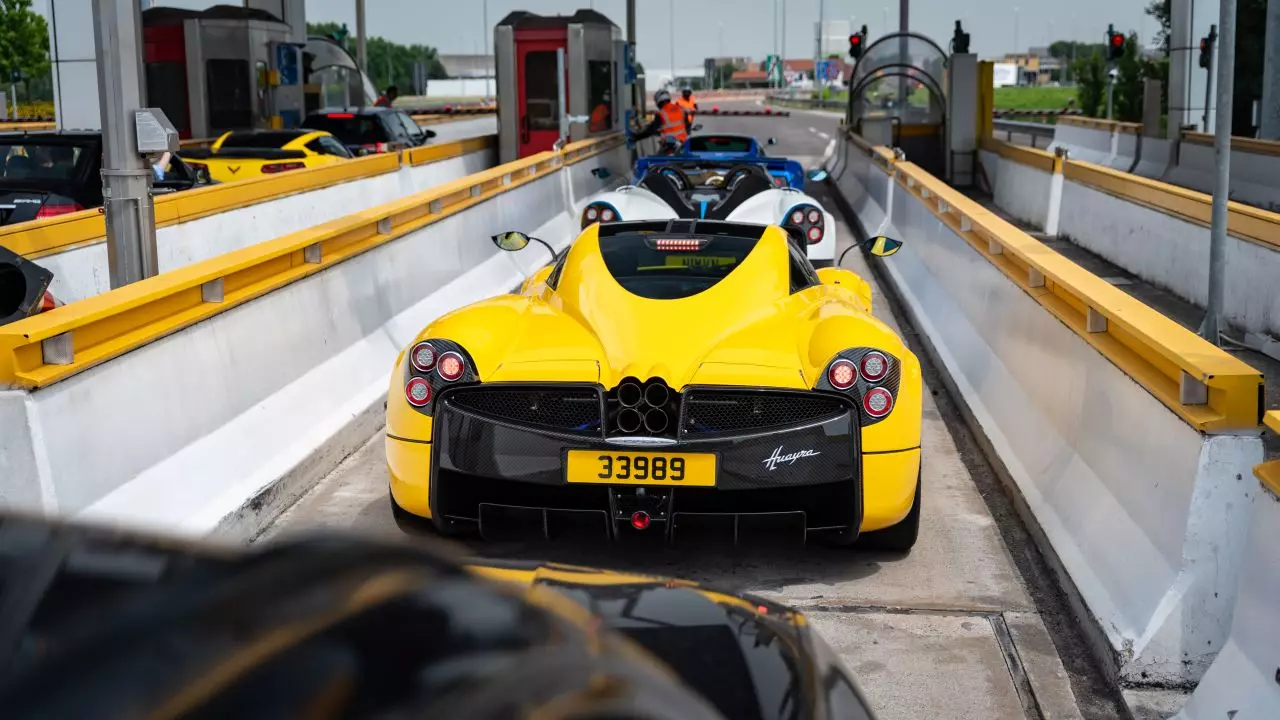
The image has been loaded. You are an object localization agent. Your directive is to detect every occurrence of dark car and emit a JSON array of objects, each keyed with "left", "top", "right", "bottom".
[
  {"left": 0, "top": 514, "right": 878, "bottom": 719},
  {"left": 301, "top": 106, "right": 438, "bottom": 156},
  {"left": 0, "top": 132, "right": 211, "bottom": 226}
]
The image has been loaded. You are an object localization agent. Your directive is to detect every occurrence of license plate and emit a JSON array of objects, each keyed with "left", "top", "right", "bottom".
[{"left": 566, "top": 450, "right": 716, "bottom": 487}]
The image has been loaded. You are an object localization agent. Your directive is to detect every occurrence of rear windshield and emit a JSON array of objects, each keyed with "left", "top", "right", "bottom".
[
  {"left": 599, "top": 231, "right": 761, "bottom": 300},
  {"left": 0, "top": 142, "right": 89, "bottom": 183},
  {"left": 301, "top": 114, "right": 386, "bottom": 144},
  {"left": 687, "top": 136, "right": 754, "bottom": 153},
  {"left": 219, "top": 130, "right": 306, "bottom": 149}
]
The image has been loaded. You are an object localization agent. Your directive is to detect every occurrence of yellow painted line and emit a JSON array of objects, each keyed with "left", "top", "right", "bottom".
[
  {"left": 1063, "top": 159, "right": 1280, "bottom": 251},
  {"left": 0, "top": 134, "right": 622, "bottom": 389},
  {"left": 980, "top": 136, "right": 1056, "bottom": 173},
  {"left": 889, "top": 157, "right": 1262, "bottom": 433},
  {"left": 1181, "top": 130, "right": 1280, "bottom": 157},
  {"left": 0, "top": 136, "right": 497, "bottom": 260}
]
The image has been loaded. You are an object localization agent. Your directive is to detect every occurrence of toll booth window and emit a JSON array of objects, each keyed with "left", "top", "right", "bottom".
[
  {"left": 206, "top": 59, "right": 253, "bottom": 133},
  {"left": 587, "top": 61, "right": 614, "bottom": 132},
  {"left": 524, "top": 51, "right": 559, "bottom": 130},
  {"left": 144, "top": 62, "right": 190, "bottom": 136}
]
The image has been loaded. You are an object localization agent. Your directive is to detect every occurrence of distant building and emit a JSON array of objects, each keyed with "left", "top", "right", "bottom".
[
  {"left": 438, "top": 54, "right": 494, "bottom": 79},
  {"left": 998, "top": 50, "right": 1064, "bottom": 86},
  {"left": 729, "top": 69, "right": 770, "bottom": 88}
]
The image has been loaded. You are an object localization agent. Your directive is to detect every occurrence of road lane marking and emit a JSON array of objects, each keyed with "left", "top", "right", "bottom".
[
  {"left": 818, "top": 131, "right": 831, "bottom": 140},
  {"left": 809, "top": 126, "right": 819, "bottom": 134}
]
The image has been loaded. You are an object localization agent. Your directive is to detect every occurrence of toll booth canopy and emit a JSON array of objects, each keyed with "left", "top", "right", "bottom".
[
  {"left": 495, "top": 10, "right": 625, "bottom": 163},
  {"left": 143, "top": 5, "right": 373, "bottom": 139},
  {"left": 846, "top": 33, "right": 948, "bottom": 177}
]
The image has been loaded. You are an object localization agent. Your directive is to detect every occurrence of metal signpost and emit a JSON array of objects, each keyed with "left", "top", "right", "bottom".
[{"left": 1200, "top": 0, "right": 1238, "bottom": 344}]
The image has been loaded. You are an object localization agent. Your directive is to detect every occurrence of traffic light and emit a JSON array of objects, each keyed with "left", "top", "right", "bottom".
[
  {"left": 1106, "top": 24, "right": 1126, "bottom": 61},
  {"left": 952, "top": 20, "right": 970, "bottom": 54},
  {"left": 848, "top": 30, "right": 864, "bottom": 60},
  {"left": 1198, "top": 25, "right": 1217, "bottom": 69}
]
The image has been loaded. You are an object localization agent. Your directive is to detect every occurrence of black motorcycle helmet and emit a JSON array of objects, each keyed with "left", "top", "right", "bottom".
[{"left": 0, "top": 522, "right": 727, "bottom": 720}]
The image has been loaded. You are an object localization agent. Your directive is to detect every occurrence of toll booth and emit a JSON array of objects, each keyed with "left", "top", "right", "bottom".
[
  {"left": 142, "top": 6, "right": 372, "bottom": 139},
  {"left": 494, "top": 10, "right": 629, "bottom": 163}
]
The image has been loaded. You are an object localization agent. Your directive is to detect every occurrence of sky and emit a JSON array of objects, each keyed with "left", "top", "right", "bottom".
[{"left": 36, "top": 0, "right": 1159, "bottom": 67}]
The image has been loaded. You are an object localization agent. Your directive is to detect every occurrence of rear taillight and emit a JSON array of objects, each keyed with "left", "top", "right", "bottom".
[
  {"left": 360, "top": 142, "right": 389, "bottom": 155},
  {"left": 410, "top": 342, "right": 437, "bottom": 373},
  {"left": 581, "top": 202, "right": 620, "bottom": 229},
  {"left": 828, "top": 359, "right": 857, "bottom": 389},
  {"left": 773, "top": 176, "right": 787, "bottom": 187},
  {"left": 327, "top": 112, "right": 355, "bottom": 119},
  {"left": 784, "top": 204, "right": 825, "bottom": 245},
  {"left": 261, "top": 162, "right": 306, "bottom": 174},
  {"left": 405, "top": 377, "right": 432, "bottom": 407},
  {"left": 654, "top": 238, "right": 704, "bottom": 251},
  {"left": 863, "top": 387, "right": 894, "bottom": 418},
  {"left": 860, "top": 351, "right": 888, "bottom": 382},
  {"left": 437, "top": 351, "right": 465, "bottom": 382},
  {"left": 36, "top": 202, "right": 83, "bottom": 218}
]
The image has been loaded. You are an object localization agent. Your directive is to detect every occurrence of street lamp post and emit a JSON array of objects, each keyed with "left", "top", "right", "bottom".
[
  {"left": 669, "top": 0, "right": 676, "bottom": 89},
  {"left": 355, "top": 0, "right": 367, "bottom": 72}
]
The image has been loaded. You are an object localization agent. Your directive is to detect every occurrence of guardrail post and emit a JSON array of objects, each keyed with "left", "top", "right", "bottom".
[
  {"left": 1180, "top": 371, "right": 1209, "bottom": 405},
  {"left": 987, "top": 237, "right": 1003, "bottom": 255},
  {"left": 470, "top": 185, "right": 482, "bottom": 198},
  {"left": 303, "top": 243, "right": 322, "bottom": 264},
  {"left": 201, "top": 278, "right": 224, "bottom": 303},
  {"left": 1086, "top": 307, "right": 1108, "bottom": 333},
  {"left": 1028, "top": 268, "right": 1045, "bottom": 288},
  {"left": 377, "top": 218, "right": 392, "bottom": 234},
  {"left": 42, "top": 333, "right": 74, "bottom": 366}
]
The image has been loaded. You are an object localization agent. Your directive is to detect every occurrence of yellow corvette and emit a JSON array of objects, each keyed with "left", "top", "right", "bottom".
[
  {"left": 179, "top": 129, "right": 352, "bottom": 182},
  {"left": 385, "top": 219, "right": 923, "bottom": 550}
]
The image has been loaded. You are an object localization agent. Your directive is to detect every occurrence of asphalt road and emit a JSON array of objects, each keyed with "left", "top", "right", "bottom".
[{"left": 263, "top": 100, "right": 1129, "bottom": 720}]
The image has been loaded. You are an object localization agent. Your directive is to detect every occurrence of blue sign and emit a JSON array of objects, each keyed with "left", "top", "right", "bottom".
[
  {"left": 815, "top": 60, "right": 841, "bottom": 81},
  {"left": 624, "top": 44, "right": 637, "bottom": 84},
  {"left": 275, "top": 43, "right": 301, "bottom": 86}
]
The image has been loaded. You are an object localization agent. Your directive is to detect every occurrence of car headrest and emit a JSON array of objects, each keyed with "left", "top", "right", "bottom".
[{"left": 639, "top": 171, "right": 698, "bottom": 218}]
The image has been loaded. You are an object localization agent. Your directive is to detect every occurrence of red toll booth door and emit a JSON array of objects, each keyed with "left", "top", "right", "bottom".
[{"left": 517, "top": 40, "right": 568, "bottom": 157}]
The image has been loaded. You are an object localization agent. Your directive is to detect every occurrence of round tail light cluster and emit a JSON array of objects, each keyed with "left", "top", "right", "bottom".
[
  {"left": 860, "top": 351, "right": 888, "bottom": 382},
  {"left": 822, "top": 349, "right": 898, "bottom": 424},
  {"left": 783, "top": 204, "right": 825, "bottom": 245},
  {"left": 581, "top": 202, "right": 620, "bottom": 229},
  {"left": 404, "top": 341, "right": 469, "bottom": 410},
  {"left": 437, "top": 351, "right": 466, "bottom": 382},
  {"left": 828, "top": 359, "right": 858, "bottom": 389},
  {"left": 863, "top": 387, "right": 894, "bottom": 418},
  {"left": 405, "top": 377, "right": 432, "bottom": 407}
]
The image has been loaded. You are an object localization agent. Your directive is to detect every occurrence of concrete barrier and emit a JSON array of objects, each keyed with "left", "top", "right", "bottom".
[
  {"left": 1048, "top": 117, "right": 1115, "bottom": 166},
  {"left": 1132, "top": 136, "right": 1174, "bottom": 179},
  {"left": 0, "top": 136, "right": 629, "bottom": 540},
  {"left": 1164, "top": 134, "right": 1280, "bottom": 213},
  {"left": 1060, "top": 161, "right": 1280, "bottom": 339},
  {"left": 1, "top": 137, "right": 497, "bottom": 303},
  {"left": 1176, "top": 413, "right": 1280, "bottom": 718},
  {"left": 1111, "top": 127, "right": 1140, "bottom": 172},
  {"left": 977, "top": 139, "right": 1058, "bottom": 233},
  {"left": 831, "top": 133, "right": 1264, "bottom": 687}
]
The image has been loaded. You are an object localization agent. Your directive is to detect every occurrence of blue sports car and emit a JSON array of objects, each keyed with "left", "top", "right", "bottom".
[{"left": 634, "top": 133, "right": 813, "bottom": 190}]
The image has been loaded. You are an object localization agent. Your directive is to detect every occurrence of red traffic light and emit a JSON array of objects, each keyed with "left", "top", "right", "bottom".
[
  {"left": 849, "top": 34, "right": 861, "bottom": 45},
  {"left": 1110, "top": 33, "right": 1124, "bottom": 47}
]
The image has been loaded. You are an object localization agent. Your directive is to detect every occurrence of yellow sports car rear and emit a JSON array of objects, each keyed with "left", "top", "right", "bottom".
[
  {"left": 181, "top": 129, "right": 351, "bottom": 182},
  {"left": 385, "top": 220, "right": 923, "bottom": 550}
]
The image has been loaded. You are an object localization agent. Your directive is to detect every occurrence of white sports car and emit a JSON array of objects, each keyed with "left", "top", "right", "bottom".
[{"left": 583, "top": 160, "right": 837, "bottom": 266}]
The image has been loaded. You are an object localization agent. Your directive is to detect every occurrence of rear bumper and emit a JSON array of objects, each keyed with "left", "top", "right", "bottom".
[{"left": 426, "top": 399, "right": 863, "bottom": 542}]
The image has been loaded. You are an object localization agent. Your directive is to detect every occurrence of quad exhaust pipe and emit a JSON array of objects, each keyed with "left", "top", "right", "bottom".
[
  {"left": 643, "top": 408, "right": 669, "bottom": 434},
  {"left": 614, "top": 379, "right": 673, "bottom": 435},
  {"left": 618, "top": 381, "right": 643, "bottom": 408},
  {"left": 617, "top": 407, "right": 644, "bottom": 434}
]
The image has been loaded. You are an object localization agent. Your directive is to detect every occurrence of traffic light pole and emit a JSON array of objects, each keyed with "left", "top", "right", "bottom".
[
  {"left": 1106, "top": 71, "right": 1115, "bottom": 119},
  {"left": 93, "top": 0, "right": 159, "bottom": 288},
  {"left": 1200, "top": 0, "right": 1237, "bottom": 344}
]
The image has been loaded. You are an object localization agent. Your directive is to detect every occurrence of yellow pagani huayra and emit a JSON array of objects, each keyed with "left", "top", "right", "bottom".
[{"left": 386, "top": 219, "right": 923, "bottom": 550}]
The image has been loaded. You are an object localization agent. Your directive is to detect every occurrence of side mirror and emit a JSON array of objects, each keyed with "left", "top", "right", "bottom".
[
  {"left": 691, "top": 123, "right": 704, "bottom": 131},
  {"left": 591, "top": 167, "right": 611, "bottom": 179},
  {"left": 492, "top": 231, "right": 531, "bottom": 252},
  {"left": 864, "top": 235, "right": 903, "bottom": 257},
  {"left": 767, "top": 137, "right": 778, "bottom": 145},
  {"left": 806, "top": 169, "right": 829, "bottom": 182}
]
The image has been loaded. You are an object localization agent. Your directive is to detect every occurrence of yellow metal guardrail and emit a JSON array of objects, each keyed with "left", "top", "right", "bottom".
[
  {"left": 979, "top": 136, "right": 1055, "bottom": 173},
  {"left": 0, "top": 135, "right": 496, "bottom": 261},
  {"left": 1256, "top": 412, "right": 1280, "bottom": 495},
  {"left": 857, "top": 134, "right": 1262, "bottom": 432},
  {"left": 1180, "top": 130, "right": 1280, "bottom": 157},
  {"left": 1056, "top": 115, "right": 1142, "bottom": 135},
  {"left": 1063, "top": 158, "right": 1280, "bottom": 252},
  {"left": 979, "top": 134, "right": 1280, "bottom": 252},
  {"left": 0, "top": 134, "right": 621, "bottom": 389}
]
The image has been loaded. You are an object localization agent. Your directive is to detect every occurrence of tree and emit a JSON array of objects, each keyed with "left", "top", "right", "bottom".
[
  {"left": 306, "top": 21, "right": 446, "bottom": 93},
  {"left": 1144, "top": 1, "right": 1171, "bottom": 53},
  {"left": 1071, "top": 51, "right": 1107, "bottom": 117},
  {"left": 0, "top": 0, "right": 50, "bottom": 101}
]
